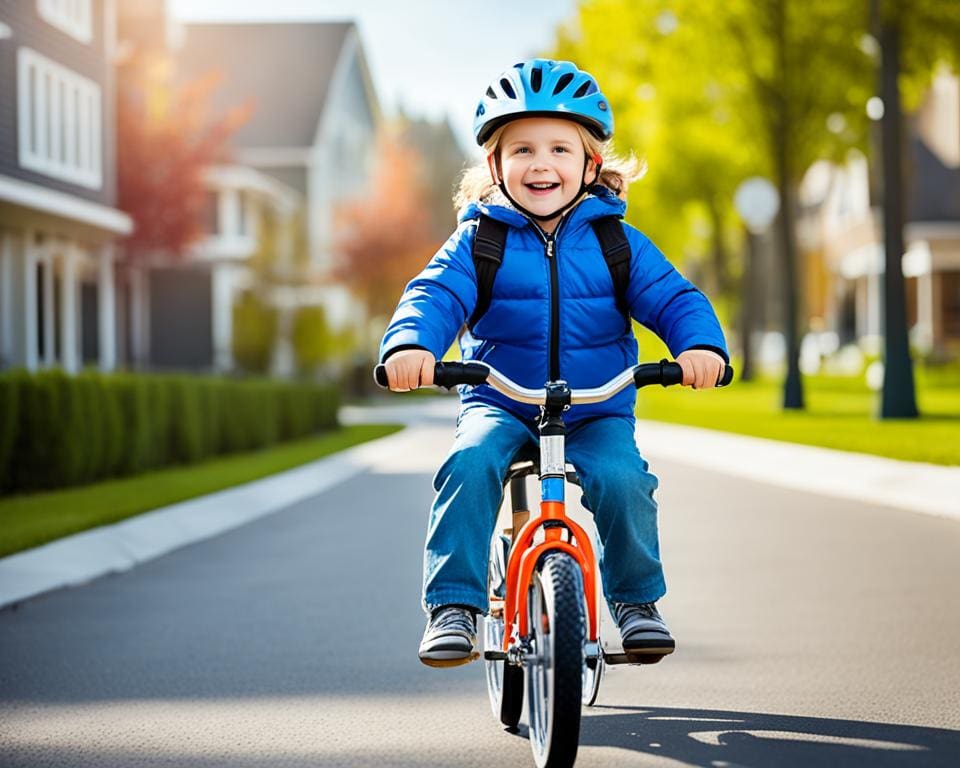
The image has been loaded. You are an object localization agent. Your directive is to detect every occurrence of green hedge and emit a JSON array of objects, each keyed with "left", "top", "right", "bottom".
[{"left": 0, "top": 370, "right": 339, "bottom": 494}]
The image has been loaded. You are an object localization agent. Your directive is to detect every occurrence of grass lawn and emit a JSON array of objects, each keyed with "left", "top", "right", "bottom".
[
  {"left": 635, "top": 371, "right": 960, "bottom": 466},
  {"left": 0, "top": 423, "right": 402, "bottom": 559}
]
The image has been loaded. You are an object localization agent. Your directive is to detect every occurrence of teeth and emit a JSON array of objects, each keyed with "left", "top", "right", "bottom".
[{"left": 529, "top": 183, "right": 557, "bottom": 188}]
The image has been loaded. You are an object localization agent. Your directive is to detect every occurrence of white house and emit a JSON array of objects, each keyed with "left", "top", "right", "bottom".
[
  {"left": 0, "top": 0, "right": 133, "bottom": 374},
  {"left": 138, "top": 19, "right": 381, "bottom": 374}
]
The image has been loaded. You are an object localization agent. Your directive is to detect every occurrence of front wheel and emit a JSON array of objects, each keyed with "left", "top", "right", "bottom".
[{"left": 526, "top": 553, "right": 585, "bottom": 768}]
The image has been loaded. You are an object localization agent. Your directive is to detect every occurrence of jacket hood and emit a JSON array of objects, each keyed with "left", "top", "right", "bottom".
[{"left": 457, "top": 184, "right": 626, "bottom": 230}]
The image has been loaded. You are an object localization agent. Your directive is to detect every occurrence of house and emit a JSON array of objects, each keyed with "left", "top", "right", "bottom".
[
  {"left": 136, "top": 19, "right": 382, "bottom": 374},
  {"left": 798, "top": 69, "right": 960, "bottom": 362},
  {"left": 0, "top": 0, "right": 133, "bottom": 374}
]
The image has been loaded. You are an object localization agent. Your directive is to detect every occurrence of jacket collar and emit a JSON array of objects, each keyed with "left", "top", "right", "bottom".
[{"left": 458, "top": 185, "right": 626, "bottom": 233}]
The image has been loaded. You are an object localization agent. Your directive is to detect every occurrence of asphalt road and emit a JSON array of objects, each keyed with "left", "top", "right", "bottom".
[{"left": 2, "top": 408, "right": 959, "bottom": 767}]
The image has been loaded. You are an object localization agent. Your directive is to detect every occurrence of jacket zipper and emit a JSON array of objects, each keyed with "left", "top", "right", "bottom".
[
  {"left": 545, "top": 235, "right": 561, "bottom": 381},
  {"left": 536, "top": 215, "right": 570, "bottom": 383}
]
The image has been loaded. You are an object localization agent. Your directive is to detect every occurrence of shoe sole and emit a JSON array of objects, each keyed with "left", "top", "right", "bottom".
[{"left": 419, "top": 650, "right": 481, "bottom": 668}]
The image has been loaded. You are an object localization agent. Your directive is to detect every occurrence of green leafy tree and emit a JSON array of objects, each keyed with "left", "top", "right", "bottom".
[{"left": 555, "top": 0, "right": 873, "bottom": 409}]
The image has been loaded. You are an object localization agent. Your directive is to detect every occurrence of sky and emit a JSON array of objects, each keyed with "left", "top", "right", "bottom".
[{"left": 169, "top": 0, "right": 578, "bottom": 156}]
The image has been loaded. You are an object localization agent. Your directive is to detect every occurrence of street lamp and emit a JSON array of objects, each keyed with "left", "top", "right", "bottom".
[{"left": 734, "top": 177, "right": 780, "bottom": 381}]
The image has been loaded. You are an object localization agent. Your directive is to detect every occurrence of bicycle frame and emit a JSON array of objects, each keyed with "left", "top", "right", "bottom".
[{"left": 499, "top": 381, "right": 599, "bottom": 652}]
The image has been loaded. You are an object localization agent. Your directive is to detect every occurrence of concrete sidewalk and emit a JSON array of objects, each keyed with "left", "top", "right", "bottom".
[{"left": 1, "top": 398, "right": 957, "bottom": 610}]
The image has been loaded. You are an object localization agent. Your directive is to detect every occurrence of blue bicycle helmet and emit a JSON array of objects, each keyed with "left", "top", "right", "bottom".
[{"left": 473, "top": 59, "right": 613, "bottom": 145}]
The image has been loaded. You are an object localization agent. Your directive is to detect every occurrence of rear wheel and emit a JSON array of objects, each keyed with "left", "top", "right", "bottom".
[
  {"left": 526, "top": 553, "right": 585, "bottom": 768},
  {"left": 582, "top": 654, "right": 603, "bottom": 706},
  {"left": 485, "top": 535, "right": 523, "bottom": 727}
]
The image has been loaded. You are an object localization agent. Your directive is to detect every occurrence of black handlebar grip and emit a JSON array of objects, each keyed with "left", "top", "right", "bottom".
[
  {"left": 373, "top": 361, "right": 491, "bottom": 390},
  {"left": 634, "top": 359, "right": 736, "bottom": 389},
  {"left": 433, "top": 361, "right": 490, "bottom": 389}
]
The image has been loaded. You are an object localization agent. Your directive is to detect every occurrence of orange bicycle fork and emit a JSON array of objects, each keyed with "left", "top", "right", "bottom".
[{"left": 501, "top": 382, "right": 599, "bottom": 651}]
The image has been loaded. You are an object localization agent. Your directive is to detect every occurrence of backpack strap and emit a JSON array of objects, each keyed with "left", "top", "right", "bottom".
[
  {"left": 590, "top": 216, "right": 632, "bottom": 324},
  {"left": 467, "top": 214, "right": 508, "bottom": 331}
]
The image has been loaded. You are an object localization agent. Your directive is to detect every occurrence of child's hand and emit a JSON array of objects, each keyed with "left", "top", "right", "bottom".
[
  {"left": 383, "top": 349, "right": 436, "bottom": 391},
  {"left": 676, "top": 349, "right": 726, "bottom": 390}
]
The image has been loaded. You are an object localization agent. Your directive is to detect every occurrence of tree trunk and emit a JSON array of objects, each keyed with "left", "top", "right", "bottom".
[
  {"left": 739, "top": 232, "right": 758, "bottom": 381},
  {"left": 877, "top": 1, "right": 919, "bottom": 418},
  {"left": 708, "top": 198, "right": 729, "bottom": 297},
  {"left": 775, "top": 172, "right": 804, "bottom": 409},
  {"left": 773, "top": 0, "right": 804, "bottom": 410}
]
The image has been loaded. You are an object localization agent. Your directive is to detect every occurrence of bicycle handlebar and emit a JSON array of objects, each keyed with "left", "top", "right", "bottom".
[{"left": 374, "top": 359, "right": 733, "bottom": 405}]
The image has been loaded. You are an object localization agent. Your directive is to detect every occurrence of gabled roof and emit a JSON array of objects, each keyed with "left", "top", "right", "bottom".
[
  {"left": 176, "top": 22, "right": 354, "bottom": 148},
  {"left": 910, "top": 136, "right": 960, "bottom": 223}
]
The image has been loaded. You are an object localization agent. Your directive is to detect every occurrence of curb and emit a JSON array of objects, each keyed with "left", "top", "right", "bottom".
[
  {"left": 636, "top": 420, "right": 960, "bottom": 522},
  {"left": 0, "top": 428, "right": 415, "bottom": 611}
]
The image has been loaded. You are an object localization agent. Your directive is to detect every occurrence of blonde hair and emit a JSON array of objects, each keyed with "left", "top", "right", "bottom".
[{"left": 453, "top": 121, "right": 646, "bottom": 212}]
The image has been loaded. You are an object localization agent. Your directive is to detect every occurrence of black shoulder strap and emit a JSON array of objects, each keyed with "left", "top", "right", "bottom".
[
  {"left": 590, "top": 216, "right": 632, "bottom": 324},
  {"left": 467, "top": 214, "right": 508, "bottom": 331}
]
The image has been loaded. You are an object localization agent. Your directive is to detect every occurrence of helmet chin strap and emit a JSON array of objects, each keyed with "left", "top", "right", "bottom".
[{"left": 493, "top": 155, "right": 602, "bottom": 225}]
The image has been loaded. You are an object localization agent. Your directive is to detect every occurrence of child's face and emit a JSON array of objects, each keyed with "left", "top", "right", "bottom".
[{"left": 492, "top": 118, "right": 596, "bottom": 229}]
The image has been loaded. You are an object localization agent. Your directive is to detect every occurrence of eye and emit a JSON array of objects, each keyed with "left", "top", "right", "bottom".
[
  {"left": 552, "top": 145, "right": 568, "bottom": 153},
  {"left": 515, "top": 146, "right": 530, "bottom": 154}
]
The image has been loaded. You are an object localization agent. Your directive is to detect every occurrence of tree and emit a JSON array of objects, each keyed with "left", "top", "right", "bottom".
[
  {"left": 335, "top": 131, "right": 441, "bottom": 321},
  {"left": 116, "top": 50, "right": 250, "bottom": 259},
  {"left": 870, "top": 0, "right": 960, "bottom": 419},
  {"left": 232, "top": 291, "right": 276, "bottom": 374},
  {"left": 554, "top": 0, "right": 872, "bottom": 409}
]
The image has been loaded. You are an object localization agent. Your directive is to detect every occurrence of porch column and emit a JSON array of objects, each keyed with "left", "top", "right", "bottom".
[
  {"left": 129, "top": 267, "right": 150, "bottom": 368},
  {"left": 61, "top": 243, "right": 80, "bottom": 374},
  {"left": 212, "top": 264, "right": 234, "bottom": 372},
  {"left": 42, "top": 243, "right": 55, "bottom": 367},
  {"left": 917, "top": 269, "right": 934, "bottom": 353},
  {"left": 98, "top": 244, "right": 116, "bottom": 371},
  {"left": 0, "top": 232, "right": 13, "bottom": 366},
  {"left": 23, "top": 230, "right": 38, "bottom": 371}
]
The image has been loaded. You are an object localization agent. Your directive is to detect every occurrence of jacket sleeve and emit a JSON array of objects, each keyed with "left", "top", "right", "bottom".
[
  {"left": 624, "top": 227, "right": 729, "bottom": 361},
  {"left": 378, "top": 220, "right": 479, "bottom": 362}
]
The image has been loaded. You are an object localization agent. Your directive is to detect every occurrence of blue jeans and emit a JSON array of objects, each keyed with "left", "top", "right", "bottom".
[{"left": 423, "top": 403, "right": 665, "bottom": 614}]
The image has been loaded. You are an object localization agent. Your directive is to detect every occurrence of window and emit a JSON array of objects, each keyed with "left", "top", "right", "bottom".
[
  {"left": 17, "top": 47, "right": 102, "bottom": 189},
  {"left": 37, "top": 0, "right": 93, "bottom": 44}
]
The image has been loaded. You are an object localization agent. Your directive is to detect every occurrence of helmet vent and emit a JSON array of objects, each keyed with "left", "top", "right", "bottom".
[
  {"left": 486, "top": 86, "right": 497, "bottom": 99},
  {"left": 500, "top": 78, "right": 517, "bottom": 99},
  {"left": 531, "top": 67, "right": 543, "bottom": 93},
  {"left": 573, "top": 80, "right": 595, "bottom": 99},
  {"left": 553, "top": 73, "right": 574, "bottom": 95}
]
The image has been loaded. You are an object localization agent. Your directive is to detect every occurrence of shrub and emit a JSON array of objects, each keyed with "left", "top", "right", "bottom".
[{"left": 3, "top": 371, "right": 340, "bottom": 493}]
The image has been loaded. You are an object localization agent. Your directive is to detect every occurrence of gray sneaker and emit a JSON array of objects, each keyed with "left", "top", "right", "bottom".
[
  {"left": 418, "top": 605, "right": 480, "bottom": 667},
  {"left": 614, "top": 602, "right": 675, "bottom": 663}
]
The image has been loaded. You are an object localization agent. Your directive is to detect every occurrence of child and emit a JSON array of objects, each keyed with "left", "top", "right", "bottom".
[{"left": 379, "top": 59, "right": 727, "bottom": 667}]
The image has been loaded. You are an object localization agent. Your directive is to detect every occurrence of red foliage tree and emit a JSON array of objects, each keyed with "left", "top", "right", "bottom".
[
  {"left": 335, "top": 133, "right": 442, "bottom": 320},
  {"left": 116, "top": 51, "right": 250, "bottom": 259}
]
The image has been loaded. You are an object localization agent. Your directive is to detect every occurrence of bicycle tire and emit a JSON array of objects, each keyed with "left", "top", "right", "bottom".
[
  {"left": 483, "top": 614, "right": 524, "bottom": 727},
  {"left": 582, "top": 654, "right": 603, "bottom": 707},
  {"left": 526, "top": 552, "right": 585, "bottom": 768},
  {"left": 485, "top": 535, "right": 523, "bottom": 727}
]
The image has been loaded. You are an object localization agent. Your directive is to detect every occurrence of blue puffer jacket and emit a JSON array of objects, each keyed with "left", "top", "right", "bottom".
[{"left": 379, "top": 187, "right": 728, "bottom": 425}]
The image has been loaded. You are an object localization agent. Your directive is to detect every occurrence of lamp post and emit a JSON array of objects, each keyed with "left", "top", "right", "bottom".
[{"left": 734, "top": 177, "right": 780, "bottom": 382}]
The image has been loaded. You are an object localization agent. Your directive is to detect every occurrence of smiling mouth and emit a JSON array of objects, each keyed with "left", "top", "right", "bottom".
[{"left": 525, "top": 182, "right": 560, "bottom": 192}]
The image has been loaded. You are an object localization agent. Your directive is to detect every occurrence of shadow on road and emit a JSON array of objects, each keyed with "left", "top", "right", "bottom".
[{"left": 579, "top": 705, "right": 960, "bottom": 767}]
